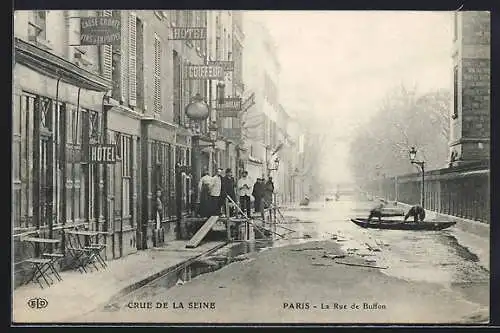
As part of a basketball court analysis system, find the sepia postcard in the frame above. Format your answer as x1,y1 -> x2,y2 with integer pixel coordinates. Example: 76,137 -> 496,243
12,9 -> 490,325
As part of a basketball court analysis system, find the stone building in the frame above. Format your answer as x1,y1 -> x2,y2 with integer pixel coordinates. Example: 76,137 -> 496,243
242,16 -> 281,182
450,11 -> 490,166
13,10 -> 114,281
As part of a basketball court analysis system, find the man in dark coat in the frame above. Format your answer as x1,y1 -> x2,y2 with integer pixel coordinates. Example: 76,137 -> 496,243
263,176 -> 275,209
221,168 -> 236,216
252,178 -> 265,215
404,205 -> 426,222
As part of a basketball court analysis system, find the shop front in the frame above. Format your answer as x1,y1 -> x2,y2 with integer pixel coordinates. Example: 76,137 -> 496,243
105,103 -> 141,259
140,118 -> 177,249
13,37 -> 112,283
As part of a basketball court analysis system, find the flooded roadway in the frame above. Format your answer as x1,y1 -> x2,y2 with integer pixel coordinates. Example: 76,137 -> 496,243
89,195 -> 489,323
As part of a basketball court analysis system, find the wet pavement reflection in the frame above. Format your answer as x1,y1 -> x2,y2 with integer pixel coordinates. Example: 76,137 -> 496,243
103,195 -> 489,312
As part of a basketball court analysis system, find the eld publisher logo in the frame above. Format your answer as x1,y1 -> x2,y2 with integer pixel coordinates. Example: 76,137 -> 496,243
27,298 -> 48,309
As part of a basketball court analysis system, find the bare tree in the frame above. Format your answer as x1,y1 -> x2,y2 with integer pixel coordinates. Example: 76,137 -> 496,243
348,85 -> 451,186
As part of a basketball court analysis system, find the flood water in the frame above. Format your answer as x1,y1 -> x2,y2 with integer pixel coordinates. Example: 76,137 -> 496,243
103,195 -> 489,316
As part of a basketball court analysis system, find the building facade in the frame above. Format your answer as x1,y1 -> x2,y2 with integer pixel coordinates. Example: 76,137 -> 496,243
13,10 -> 306,285
450,11 -> 490,166
241,16 -> 281,183
13,10 -> 115,280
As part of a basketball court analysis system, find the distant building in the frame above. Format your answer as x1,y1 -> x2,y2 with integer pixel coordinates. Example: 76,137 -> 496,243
450,11 -> 490,166
242,15 -> 281,181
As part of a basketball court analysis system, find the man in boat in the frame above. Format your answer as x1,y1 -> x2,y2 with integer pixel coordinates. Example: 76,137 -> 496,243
366,199 -> 387,223
404,205 -> 426,222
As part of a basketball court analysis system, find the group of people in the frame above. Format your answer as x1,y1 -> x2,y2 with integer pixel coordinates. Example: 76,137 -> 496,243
197,167 -> 275,218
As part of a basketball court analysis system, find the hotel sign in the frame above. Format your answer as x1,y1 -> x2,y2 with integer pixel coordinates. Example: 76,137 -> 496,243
217,97 -> 242,117
80,17 -> 121,45
207,61 -> 234,72
169,27 -> 207,40
89,144 -> 117,164
187,65 -> 224,80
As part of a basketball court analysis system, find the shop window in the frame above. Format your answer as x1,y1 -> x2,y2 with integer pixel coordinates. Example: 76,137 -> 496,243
65,105 -> 84,224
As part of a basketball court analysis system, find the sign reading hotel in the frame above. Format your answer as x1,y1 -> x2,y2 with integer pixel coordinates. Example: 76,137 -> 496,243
80,17 -> 121,45
187,65 -> 224,80
207,61 -> 234,72
89,144 -> 117,164
217,97 -> 242,117
169,27 -> 207,40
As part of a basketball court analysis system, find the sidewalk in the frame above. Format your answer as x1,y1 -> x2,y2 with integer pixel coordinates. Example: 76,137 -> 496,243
393,201 -> 489,239
12,240 -> 226,323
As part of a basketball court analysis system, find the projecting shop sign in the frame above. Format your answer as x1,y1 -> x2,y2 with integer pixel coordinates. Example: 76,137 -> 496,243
207,61 -> 234,72
89,144 -> 117,164
217,97 -> 242,118
80,17 -> 121,45
169,27 -> 207,40
187,65 -> 225,80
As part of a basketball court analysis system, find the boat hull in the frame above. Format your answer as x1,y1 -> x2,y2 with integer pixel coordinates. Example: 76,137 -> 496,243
350,218 -> 456,231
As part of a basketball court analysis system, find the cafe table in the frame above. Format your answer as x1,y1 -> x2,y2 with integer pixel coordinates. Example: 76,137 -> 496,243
65,230 -> 107,271
21,237 -> 61,288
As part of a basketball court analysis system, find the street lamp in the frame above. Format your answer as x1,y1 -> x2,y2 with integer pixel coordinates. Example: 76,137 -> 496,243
409,146 -> 425,209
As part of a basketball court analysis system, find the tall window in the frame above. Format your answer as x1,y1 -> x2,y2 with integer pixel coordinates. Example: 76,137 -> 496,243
154,34 -> 162,113
120,134 -> 133,226
173,50 -> 181,124
29,10 -> 47,40
453,66 -> 458,119
216,16 -> 222,60
64,104 -> 84,224
101,10 -> 113,80
128,12 -> 137,108
13,94 -> 35,229
136,17 -> 145,111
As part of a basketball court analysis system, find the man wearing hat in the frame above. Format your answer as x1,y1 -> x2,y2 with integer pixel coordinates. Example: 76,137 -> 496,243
221,168 -> 236,216
252,177 -> 265,216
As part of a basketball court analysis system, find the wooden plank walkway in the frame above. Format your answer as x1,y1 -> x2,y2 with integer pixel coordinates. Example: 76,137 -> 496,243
186,216 -> 219,249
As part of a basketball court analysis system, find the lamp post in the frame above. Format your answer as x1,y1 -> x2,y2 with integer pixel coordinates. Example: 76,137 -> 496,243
409,146 -> 425,209
375,164 -> 382,198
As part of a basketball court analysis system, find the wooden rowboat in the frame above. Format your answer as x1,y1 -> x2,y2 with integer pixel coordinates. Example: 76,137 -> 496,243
350,218 -> 456,231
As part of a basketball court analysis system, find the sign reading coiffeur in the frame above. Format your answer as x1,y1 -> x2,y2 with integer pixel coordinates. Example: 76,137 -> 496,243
187,65 -> 224,80
80,17 -> 121,45
89,144 -> 117,164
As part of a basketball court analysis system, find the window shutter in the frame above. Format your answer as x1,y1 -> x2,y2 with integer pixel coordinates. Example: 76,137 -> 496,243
128,12 -> 137,107
102,10 -> 113,80
154,35 -> 161,113
120,12 -> 128,103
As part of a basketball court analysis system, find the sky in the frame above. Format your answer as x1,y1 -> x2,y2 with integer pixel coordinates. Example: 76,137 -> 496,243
246,11 -> 453,186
